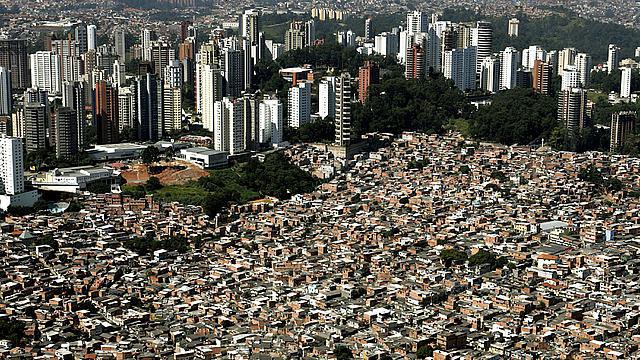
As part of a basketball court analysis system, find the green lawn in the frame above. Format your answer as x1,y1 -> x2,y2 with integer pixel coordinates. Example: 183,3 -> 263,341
587,91 -> 608,103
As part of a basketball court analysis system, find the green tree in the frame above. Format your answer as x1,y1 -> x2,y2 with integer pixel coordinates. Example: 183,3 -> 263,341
86,182 -> 112,194
0,319 -> 25,346
353,74 -> 471,137
335,345 -> 353,360
286,117 -> 335,143
141,146 -> 160,164
146,176 -> 163,191
440,249 -> 468,265
416,345 -> 434,359
467,88 -> 558,145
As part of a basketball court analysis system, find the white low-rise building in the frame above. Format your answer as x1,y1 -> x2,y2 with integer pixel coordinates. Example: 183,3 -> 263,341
179,147 -> 228,169
85,143 -> 147,161
32,166 -> 119,193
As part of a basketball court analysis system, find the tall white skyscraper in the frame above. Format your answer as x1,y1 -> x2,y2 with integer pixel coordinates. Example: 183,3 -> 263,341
374,32 -> 399,57
480,56 -> 500,93
522,45 -> 546,70
112,60 -> 126,88
258,97 -> 283,146
508,18 -> 519,37
621,67 -> 632,98
0,135 -> 24,196
406,11 -> 428,35
118,86 -> 137,131
608,44 -> 620,74
472,21 -> 493,74
288,81 -> 312,128
443,47 -> 477,91
214,97 -> 244,155
561,65 -> 581,91
199,64 -> 223,132
142,29 -> 153,61
87,25 -> 97,51
500,47 -> 519,90
163,87 -> 182,134
574,53 -> 592,88
364,18 -> 373,40
30,51 -> 61,93
558,48 -> 577,76
319,76 -> 336,119
0,67 -> 11,115
164,60 -> 183,88
241,9 -> 261,46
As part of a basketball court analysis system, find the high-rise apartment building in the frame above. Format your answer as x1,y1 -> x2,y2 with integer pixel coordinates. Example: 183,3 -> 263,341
87,25 -> 97,51
406,11 -> 428,35
241,9 -> 261,62
162,87 -> 182,135
500,47 -> 519,90
51,38 -> 82,85
561,65 -> 581,91
472,21 -> 492,74
558,88 -> 588,132
164,60 -> 183,88
75,24 -> 88,54
405,44 -> 426,80
199,64 -> 223,132
608,44 -> 620,74
55,107 -> 78,160
443,46 -> 477,91
151,41 -> 175,79
30,51 -> 61,93
288,81 -> 312,128
0,67 -> 11,115
374,32 -> 399,57
62,81 -> 86,148
114,27 -> 127,62
358,61 -> 379,103
532,60 -> 551,95
258,97 -> 283,146
285,20 -> 315,51
364,18 -> 373,40
214,97 -> 244,155
480,56 -> 500,93
118,86 -> 137,132
135,72 -> 162,141
222,48 -> 245,98
334,73 -> 352,146
0,135 -> 24,195
575,53 -> 592,87
610,111 -> 637,152
319,76 -> 336,119
0,39 -> 29,90
508,18 -> 519,37
621,67 -> 632,98
23,102 -> 47,153
241,93 -> 259,151
522,45 -> 546,70
558,48 -> 577,76
93,81 -> 119,144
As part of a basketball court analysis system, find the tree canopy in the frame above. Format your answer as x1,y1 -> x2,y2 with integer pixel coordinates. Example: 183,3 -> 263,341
467,88 -> 558,145
353,74 -> 471,137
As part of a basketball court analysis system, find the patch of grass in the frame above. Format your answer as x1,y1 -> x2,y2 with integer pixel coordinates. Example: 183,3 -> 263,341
587,91 -> 607,103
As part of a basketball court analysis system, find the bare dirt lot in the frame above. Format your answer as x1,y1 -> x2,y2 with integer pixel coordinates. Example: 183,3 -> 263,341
120,160 -> 210,185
